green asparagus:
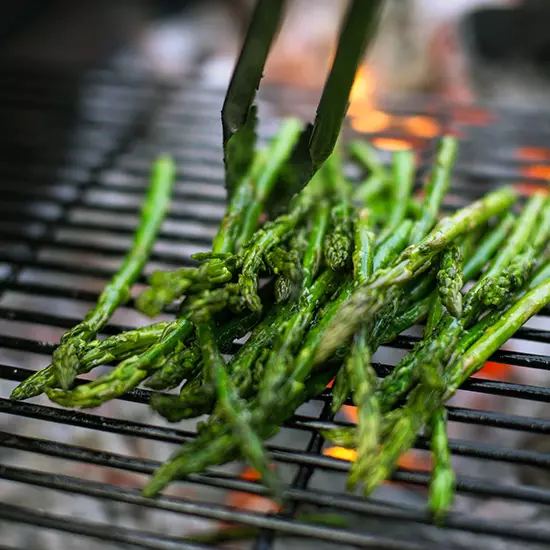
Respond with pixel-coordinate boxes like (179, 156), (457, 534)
(52, 156), (175, 389)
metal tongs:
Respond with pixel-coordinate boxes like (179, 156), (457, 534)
(222, 0), (384, 210)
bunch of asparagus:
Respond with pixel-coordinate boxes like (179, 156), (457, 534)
(11, 121), (550, 522)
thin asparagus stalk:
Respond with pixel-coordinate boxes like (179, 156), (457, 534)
(447, 277), (550, 394)
(428, 408), (455, 524)
(370, 217), (550, 492)
(323, 148), (354, 271)
(238, 175), (325, 311)
(136, 259), (238, 318)
(483, 193), (545, 279)
(409, 136), (458, 245)
(46, 316), (193, 408)
(372, 220), (414, 272)
(10, 322), (169, 401)
(151, 305), (288, 421)
(331, 209), (376, 414)
(314, 187), (517, 365)
(196, 321), (282, 500)
(437, 244), (463, 318)
(384, 219), (530, 412)
(377, 149), (415, 244)
(384, 214), (516, 344)
(258, 270), (340, 408)
(145, 309), (261, 391)
(346, 329), (380, 491)
(352, 209), (375, 285)
(302, 200), (331, 288)
(213, 151), (267, 254)
(349, 141), (388, 183)
(532, 197), (550, 252)
(330, 369), (350, 415)
(368, 277), (550, 496)
(462, 213), (515, 280)
(138, 120), (302, 317)
(235, 118), (303, 248)
(52, 156), (175, 389)
(142, 365), (338, 498)
(353, 173), (388, 206)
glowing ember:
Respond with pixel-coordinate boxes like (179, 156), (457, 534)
(372, 137), (413, 151)
(403, 116), (441, 139)
(473, 361), (512, 381)
(323, 446), (358, 462)
(226, 466), (280, 514)
(351, 110), (392, 134)
(517, 147), (550, 162)
(397, 449), (432, 472)
(341, 404), (358, 424)
(515, 183), (549, 197)
(521, 165), (550, 181)
(453, 107), (493, 126)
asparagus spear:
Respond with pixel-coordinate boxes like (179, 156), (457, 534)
(197, 321), (282, 500)
(409, 136), (458, 245)
(352, 209), (375, 284)
(234, 119), (303, 249)
(428, 408), (455, 524)
(302, 200), (331, 288)
(367, 276), (550, 498)
(323, 148), (354, 271)
(214, 151), (267, 255)
(258, 270), (340, 407)
(332, 209), (376, 414)
(447, 277), (550, 394)
(10, 322), (169, 401)
(483, 193), (545, 279)
(52, 156), (175, 389)
(151, 305), (288, 421)
(437, 244), (463, 318)
(382, 214), (515, 344)
(349, 141), (388, 184)
(145, 309), (261, 391)
(136, 259), (239, 318)
(47, 315), (192, 408)
(314, 187), (517, 365)
(143, 365), (338, 498)
(370, 214), (550, 494)
(462, 213), (514, 280)
(377, 149), (415, 244)
(372, 220), (413, 272)
(238, 174), (326, 311)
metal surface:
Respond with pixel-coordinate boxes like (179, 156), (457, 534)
(0, 66), (550, 549)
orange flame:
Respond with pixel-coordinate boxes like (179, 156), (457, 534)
(371, 137), (413, 151)
(402, 116), (441, 139)
(349, 66), (392, 134)
(397, 450), (432, 472)
(225, 466), (280, 515)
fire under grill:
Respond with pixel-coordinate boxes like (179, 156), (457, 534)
(1, 64), (550, 550)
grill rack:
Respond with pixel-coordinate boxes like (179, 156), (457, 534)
(0, 65), (550, 550)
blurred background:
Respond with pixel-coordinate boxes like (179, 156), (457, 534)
(3, 0), (550, 179)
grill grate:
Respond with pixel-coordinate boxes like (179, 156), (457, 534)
(1, 64), (550, 550)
